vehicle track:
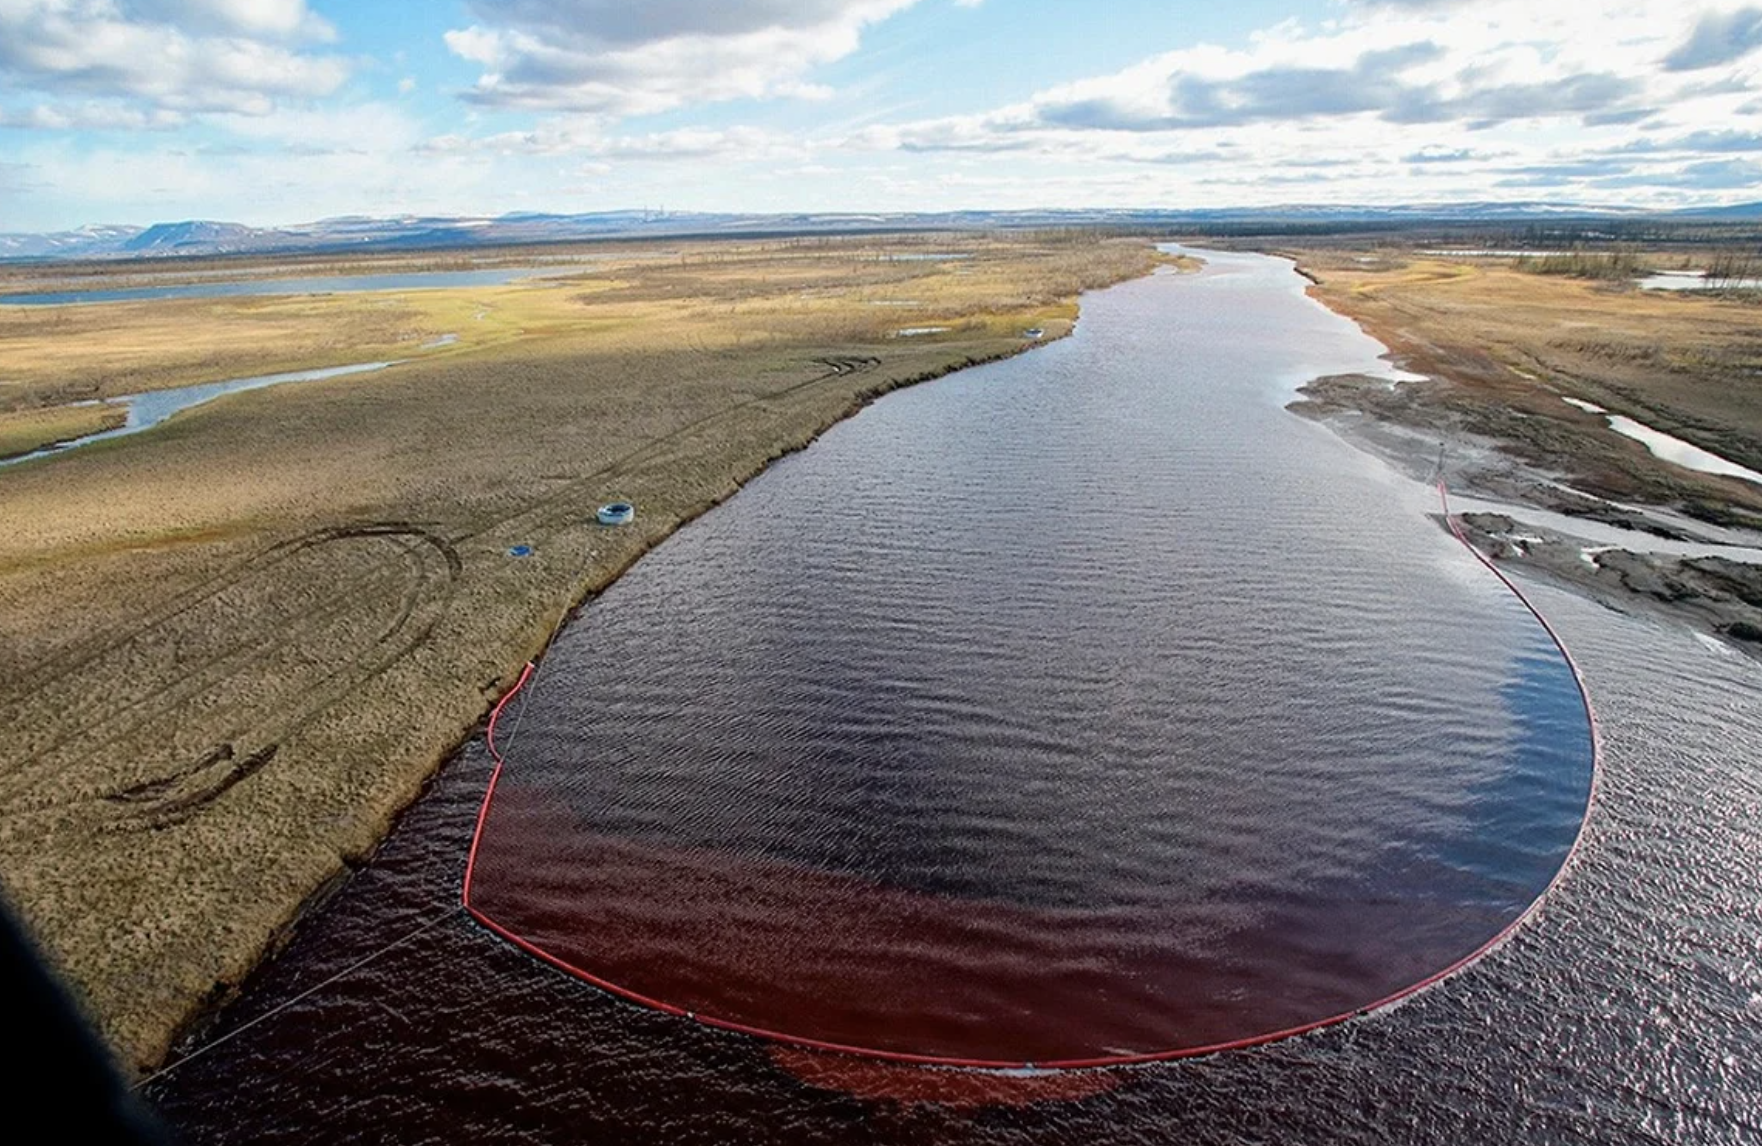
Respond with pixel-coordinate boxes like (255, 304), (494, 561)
(3, 352), (895, 834)
(0, 526), (458, 832)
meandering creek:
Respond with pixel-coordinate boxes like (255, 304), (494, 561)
(0, 362), (396, 469)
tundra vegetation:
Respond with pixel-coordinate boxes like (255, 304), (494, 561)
(0, 402), (127, 460)
(1289, 248), (1762, 529)
(1287, 244), (1762, 651)
(1517, 248), (1648, 280)
(0, 232), (1166, 1072)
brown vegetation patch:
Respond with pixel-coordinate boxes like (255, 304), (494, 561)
(0, 403), (126, 459)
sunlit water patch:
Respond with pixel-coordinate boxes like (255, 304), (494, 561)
(1, 361), (396, 469)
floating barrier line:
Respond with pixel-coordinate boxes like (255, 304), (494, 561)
(141, 547), (579, 1088)
(462, 660), (534, 904)
(461, 479), (1604, 1072)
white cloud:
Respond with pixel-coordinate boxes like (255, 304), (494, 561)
(128, 0), (333, 40)
(1664, 5), (1762, 71)
(420, 121), (807, 163)
(829, 0), (1762, 206)
(213, 102), (424, 153)
(16, 0), (1762, 227)
(401, 0), (1762, 213)
(443, 0), (918, 115)
(0, 0), (348, 120)
(0, 101), (185, 130)
(8, 131), (522, 227)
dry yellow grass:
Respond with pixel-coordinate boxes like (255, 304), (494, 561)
(0, 403), (126, 459)
(1290, 249), (1762, 524)
(0, 232), (1161, 1073)
(1, 289), (493, 405)
(0, 237), (1147, 407)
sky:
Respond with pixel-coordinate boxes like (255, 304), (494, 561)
(5, 0), (1762, 231)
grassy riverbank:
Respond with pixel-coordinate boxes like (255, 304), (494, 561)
(1284, 246), (1762, 653)
(0, 233), (1165, 1073)
(1287, 249), (1762, 524)
(0, 402), (127, 460)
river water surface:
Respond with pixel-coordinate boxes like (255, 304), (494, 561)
(146, 251), (1759, 1143)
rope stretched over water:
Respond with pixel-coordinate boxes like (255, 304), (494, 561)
(134, 905), (460, 1091)
(460, 479), (1606, 1072)
(138, 524), (604, 1089)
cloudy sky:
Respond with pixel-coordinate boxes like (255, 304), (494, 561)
(5, 0), (1762, 230)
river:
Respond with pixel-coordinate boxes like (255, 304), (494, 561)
(145, 250), (1758, 1143)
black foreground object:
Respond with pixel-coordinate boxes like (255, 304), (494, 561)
(0, 894), (176, 1145)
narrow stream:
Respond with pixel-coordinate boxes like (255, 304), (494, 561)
(1, 361), (396, 469)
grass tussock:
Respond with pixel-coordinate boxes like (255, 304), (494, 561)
(1517, 248), (1647, 280)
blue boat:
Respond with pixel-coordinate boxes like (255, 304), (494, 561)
(596, 501), (635, 526)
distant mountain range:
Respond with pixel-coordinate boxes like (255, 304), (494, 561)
(4, 202), (1760, 261)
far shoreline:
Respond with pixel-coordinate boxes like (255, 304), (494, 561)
(1282, 248), (1762, 660)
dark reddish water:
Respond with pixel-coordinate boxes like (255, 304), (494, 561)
(145, 252), (1761, 1143)
(462, 247), (1589, 1063)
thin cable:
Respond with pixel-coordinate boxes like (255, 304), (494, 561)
(137, 522), (616, 1091)
(497, 666), (537, 759)
(134, 905), (460, 1091)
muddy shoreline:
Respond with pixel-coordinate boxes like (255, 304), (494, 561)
(1288, 364), (1762, 661)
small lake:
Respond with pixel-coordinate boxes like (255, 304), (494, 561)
(1638, 271), (1762, 291)
(0, 265), (593, 306)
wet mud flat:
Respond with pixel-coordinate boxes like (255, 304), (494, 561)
(1290, 370), (1762, 661)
